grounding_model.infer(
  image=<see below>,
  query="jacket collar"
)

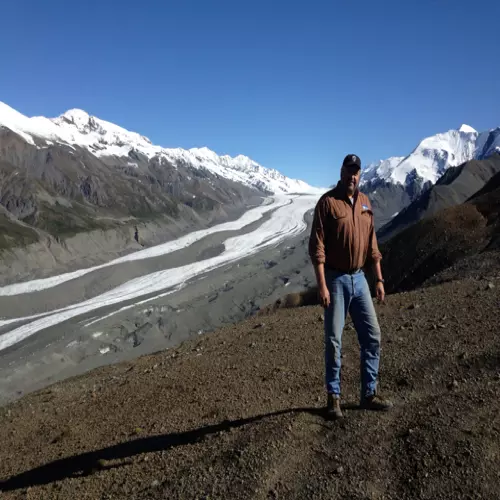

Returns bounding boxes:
[334,181,359,204]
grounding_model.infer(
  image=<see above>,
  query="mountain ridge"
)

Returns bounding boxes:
[0,102,320,196]
[376,154,500,242]
[360,124,500,228]
[362,124,500,189]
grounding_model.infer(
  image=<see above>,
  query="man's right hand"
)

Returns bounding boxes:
[319,285,330,308]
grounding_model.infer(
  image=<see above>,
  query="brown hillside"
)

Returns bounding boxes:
[1,276,499,499]
[381,178,500,293]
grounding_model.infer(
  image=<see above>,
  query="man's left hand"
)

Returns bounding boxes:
[376,282,385,303]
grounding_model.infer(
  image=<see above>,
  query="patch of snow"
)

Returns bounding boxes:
[0,102,37,145]
[99,347,110,355]
[459,124,477,134]
[85,288,181,327]
[361,157,405,186]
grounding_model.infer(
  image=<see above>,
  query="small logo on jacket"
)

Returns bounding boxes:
[362,204,369,210]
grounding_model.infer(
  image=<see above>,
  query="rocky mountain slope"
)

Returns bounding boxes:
[380,167,500,293]
[377,154,500,242]
[0,274,498,499]
[362,125,500,228]
[0,125,257,240]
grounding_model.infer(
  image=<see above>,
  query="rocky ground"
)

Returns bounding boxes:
[0,274,499,499]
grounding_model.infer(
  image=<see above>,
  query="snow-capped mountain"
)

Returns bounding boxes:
[360,123,500,229]
[0,102,319,195]
[362,124,500,189]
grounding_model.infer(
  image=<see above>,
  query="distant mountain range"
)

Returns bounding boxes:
[377,154,500,242]
[0,102,318,196]
[1,100,499,277]
[0,102,323,264]
[361,124,500,228]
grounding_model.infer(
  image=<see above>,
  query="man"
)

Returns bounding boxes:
[309,154,393,419]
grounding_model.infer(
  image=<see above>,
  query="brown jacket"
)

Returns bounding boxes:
[308,183,382,271]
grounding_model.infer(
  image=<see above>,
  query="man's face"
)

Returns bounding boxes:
[340,165,361,195]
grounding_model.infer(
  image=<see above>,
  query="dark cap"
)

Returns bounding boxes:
[342,154,361,170]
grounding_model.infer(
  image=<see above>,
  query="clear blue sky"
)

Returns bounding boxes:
[1,0,499,187]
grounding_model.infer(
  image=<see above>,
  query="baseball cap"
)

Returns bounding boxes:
[342,154,361,170]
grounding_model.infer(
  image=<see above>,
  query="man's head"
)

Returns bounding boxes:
[340,154,361,196]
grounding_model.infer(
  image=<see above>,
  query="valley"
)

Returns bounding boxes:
[0,193,318,405]
[1,101,500,500]
[2,3,500,497]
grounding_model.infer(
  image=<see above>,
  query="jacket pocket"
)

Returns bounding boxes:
[332,209,348,220]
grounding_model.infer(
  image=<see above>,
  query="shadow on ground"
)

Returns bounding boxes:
[0,407,325,491]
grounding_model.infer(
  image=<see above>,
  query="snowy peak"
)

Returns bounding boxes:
[458,124,477,134]
[50,108,153,148]
[57,108,91,126]
[362,124,499,191]
[0,101,320,195]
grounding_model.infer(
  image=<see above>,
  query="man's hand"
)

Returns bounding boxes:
[319,285,330,308]
[376,281,385,303]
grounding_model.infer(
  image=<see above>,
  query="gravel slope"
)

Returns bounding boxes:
[1,275,499,499]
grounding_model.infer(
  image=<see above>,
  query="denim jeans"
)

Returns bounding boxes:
[324,268,381,399]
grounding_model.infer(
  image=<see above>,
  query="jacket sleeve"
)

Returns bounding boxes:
[309,198,327,265]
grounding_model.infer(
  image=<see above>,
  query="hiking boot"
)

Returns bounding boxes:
[360,393,393,411]
[326,393,343,419]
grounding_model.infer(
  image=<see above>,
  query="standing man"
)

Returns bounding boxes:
[309,154,393,419]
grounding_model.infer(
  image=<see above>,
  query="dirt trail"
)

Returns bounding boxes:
[0,277,499,499]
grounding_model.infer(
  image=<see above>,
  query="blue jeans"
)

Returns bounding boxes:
[324,269,381,399]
